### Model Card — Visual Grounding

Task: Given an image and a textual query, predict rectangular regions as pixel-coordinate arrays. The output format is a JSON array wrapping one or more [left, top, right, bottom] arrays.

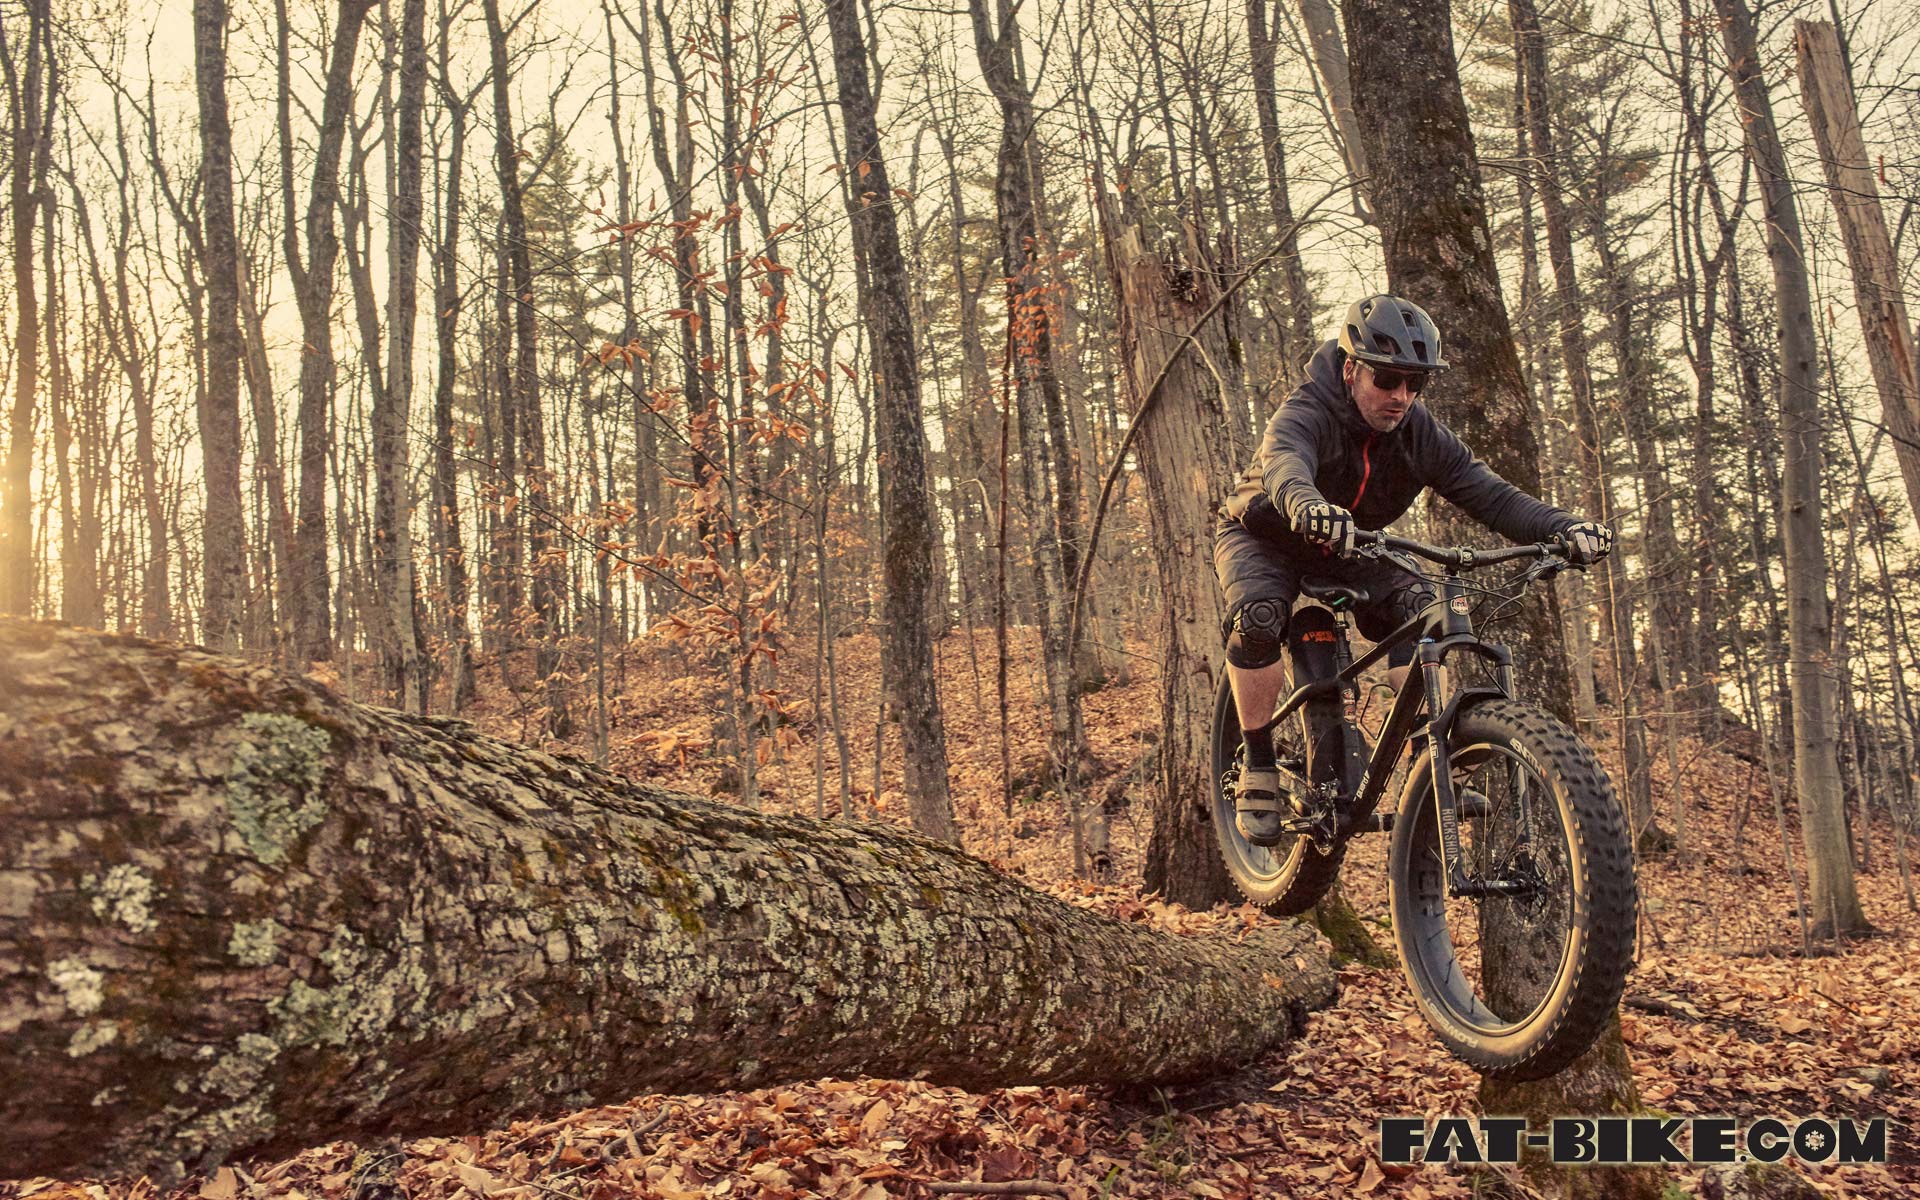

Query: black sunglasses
[[1366, 364, 1430, 395]]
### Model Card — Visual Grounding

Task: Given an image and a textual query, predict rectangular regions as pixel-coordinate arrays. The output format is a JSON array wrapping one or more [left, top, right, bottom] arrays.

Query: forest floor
[[15, 624, 1918, 1199]]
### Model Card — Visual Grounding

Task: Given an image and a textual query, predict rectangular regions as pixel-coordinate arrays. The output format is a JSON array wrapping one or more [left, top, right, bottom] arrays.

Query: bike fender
[[1429, 686, 1509, 746], [1392, 688, 1507, 816]]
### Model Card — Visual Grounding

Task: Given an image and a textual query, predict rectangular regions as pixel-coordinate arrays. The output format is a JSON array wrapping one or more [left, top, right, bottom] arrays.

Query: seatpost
[[1332, 609, 1358, 723]]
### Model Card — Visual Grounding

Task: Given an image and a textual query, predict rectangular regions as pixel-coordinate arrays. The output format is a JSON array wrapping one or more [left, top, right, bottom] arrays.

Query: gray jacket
[[1222, 340, 1573, 547]]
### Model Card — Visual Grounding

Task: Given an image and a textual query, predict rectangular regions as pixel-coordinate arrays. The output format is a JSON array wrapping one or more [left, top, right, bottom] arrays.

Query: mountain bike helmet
[[1339, 294, 1449, 371]]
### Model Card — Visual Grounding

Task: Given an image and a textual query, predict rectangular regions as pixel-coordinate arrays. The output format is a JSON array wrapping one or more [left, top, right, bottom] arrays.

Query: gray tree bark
[[1713, 0, 1865, 939], [1341, 0, 1572, 723], [1794, 19, 1920, 526], [375, 0, 428, 712], [281, 0, 374, 662], [1293, 0, 1371, 224], [429, 23, 478, 712], [1102, 210, 1238, 909], [967, 0, 1093, 843], [192, 0, 247, 654], [481, 0, 570, 738], [1508, 0, 1653, 838], [1246, 0, 1319, 375], [0, 618, 1332, 1181], [823, 0, 959, 843]]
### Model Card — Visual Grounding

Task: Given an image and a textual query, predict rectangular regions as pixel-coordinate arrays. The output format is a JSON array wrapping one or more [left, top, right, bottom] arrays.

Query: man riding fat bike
[[1216, 294, 1613, 847]]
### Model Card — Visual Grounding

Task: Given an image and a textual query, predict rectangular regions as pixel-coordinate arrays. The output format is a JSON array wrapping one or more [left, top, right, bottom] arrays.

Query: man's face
[[1345, 360, 1427, 433]]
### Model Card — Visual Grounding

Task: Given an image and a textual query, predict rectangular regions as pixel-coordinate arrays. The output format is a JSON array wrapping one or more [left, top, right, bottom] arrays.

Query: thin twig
[[926, 1182, 1071, 1197]]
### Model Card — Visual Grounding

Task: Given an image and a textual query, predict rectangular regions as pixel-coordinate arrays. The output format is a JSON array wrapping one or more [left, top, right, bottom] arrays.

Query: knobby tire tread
[[1392, 698, 1637, 1081]]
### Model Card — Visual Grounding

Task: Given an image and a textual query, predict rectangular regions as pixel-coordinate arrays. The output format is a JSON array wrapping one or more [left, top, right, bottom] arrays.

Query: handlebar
[[1353, 529, 1573, 571]]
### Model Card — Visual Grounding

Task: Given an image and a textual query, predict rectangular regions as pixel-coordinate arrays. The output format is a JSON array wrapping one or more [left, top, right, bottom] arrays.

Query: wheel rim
[[1403, 742, 1579, 1037]]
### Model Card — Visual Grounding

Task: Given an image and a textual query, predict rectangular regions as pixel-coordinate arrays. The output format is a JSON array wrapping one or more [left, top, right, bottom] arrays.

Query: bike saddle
[[1301, 580, 1371, 609]]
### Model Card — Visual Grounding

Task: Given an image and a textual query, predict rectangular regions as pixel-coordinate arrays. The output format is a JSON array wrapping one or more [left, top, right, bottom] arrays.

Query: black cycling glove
[[1563, 519, 1614, 565], [1295, 500, 1356, 556]]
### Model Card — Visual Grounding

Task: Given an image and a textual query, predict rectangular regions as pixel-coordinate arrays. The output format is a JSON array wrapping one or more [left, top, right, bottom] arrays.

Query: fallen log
[[0, 621, 1334, 1180]]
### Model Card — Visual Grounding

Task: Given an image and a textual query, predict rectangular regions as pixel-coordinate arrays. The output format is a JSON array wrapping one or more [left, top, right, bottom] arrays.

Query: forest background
[[4, 0, 1920, 1191]]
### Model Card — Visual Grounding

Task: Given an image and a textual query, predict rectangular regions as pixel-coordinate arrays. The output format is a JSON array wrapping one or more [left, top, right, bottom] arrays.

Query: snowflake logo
[[1802, 1128, 1828, 1153]]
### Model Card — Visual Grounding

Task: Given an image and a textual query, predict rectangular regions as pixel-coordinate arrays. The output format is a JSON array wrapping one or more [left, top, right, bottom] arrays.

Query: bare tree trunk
[[236, 255, 295, 658], [0, 0, 53, 614], [1102, 206, 1236, 908], [112, 107, 172, 638], [481, 0, 569, 738], [1713, 0, 1866, 939], [1509, 0, 1652, 839], [190, 0, 247, 652], [282, 0, 373, 661], [374, 0, 428, 712], [1666, 4, 1741, 729], [1293, 0, 1371, 224], [1342, 2, 1649, 1191], [0, 618, 1334, 1181], [1795, 19, 1920, 524], [823, 0, 958, 842], [1245, 0, 1317, 374], [426, 18, 476, 711], [968, 0, 1092, 844]]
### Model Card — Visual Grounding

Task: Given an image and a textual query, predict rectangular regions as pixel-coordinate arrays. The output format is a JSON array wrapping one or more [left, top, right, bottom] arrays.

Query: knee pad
[[1225, 597, 1289, 669]]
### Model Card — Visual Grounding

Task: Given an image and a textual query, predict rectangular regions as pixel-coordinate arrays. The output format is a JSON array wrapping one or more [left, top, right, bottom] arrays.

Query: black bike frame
[[1265, 561, 1524, 896]]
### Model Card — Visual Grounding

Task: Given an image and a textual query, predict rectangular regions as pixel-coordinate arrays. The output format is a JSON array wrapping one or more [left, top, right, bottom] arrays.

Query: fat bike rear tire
[[1209, 672, 1344, 916]]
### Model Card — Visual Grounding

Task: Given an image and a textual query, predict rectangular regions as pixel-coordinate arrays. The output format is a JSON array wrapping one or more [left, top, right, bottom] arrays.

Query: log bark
[[0, 619, 1334, 1181]]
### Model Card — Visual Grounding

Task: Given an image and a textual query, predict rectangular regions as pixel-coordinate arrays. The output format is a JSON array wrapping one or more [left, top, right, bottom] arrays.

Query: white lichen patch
[[318, 925, 367, 978], [85, 863, 158, 934], [67, 1021, 119, 1057], [224, 713, 332, 866], [48, 957, 105, 1016], [228, 919, 284, 966], [204, 1033, 281, 1098], [270, 926, 418, 1048], [571, 922, 600, 959]]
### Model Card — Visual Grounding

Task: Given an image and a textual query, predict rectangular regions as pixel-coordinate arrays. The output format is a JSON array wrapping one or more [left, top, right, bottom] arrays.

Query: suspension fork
[[1422, 636, 1538, 899], [1420, 640, 1472, 896]]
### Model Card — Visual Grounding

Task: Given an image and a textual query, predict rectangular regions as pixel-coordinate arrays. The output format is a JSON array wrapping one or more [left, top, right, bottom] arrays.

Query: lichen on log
[[0, 620, 1334, 1181]]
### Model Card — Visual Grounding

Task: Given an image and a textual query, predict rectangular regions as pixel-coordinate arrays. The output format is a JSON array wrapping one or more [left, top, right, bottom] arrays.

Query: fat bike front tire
[[1209, 672, 1344, 916], [1387, 698, 1638, 1081]]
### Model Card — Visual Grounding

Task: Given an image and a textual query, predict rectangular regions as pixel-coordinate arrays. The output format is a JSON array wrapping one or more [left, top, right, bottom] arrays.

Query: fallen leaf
[[199, 1169, 237, 1200], [455, 1162, 496, 1196]]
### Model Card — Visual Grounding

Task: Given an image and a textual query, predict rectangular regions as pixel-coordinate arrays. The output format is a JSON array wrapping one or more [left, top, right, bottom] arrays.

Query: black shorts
[[1214, 518, 1437, 665]]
